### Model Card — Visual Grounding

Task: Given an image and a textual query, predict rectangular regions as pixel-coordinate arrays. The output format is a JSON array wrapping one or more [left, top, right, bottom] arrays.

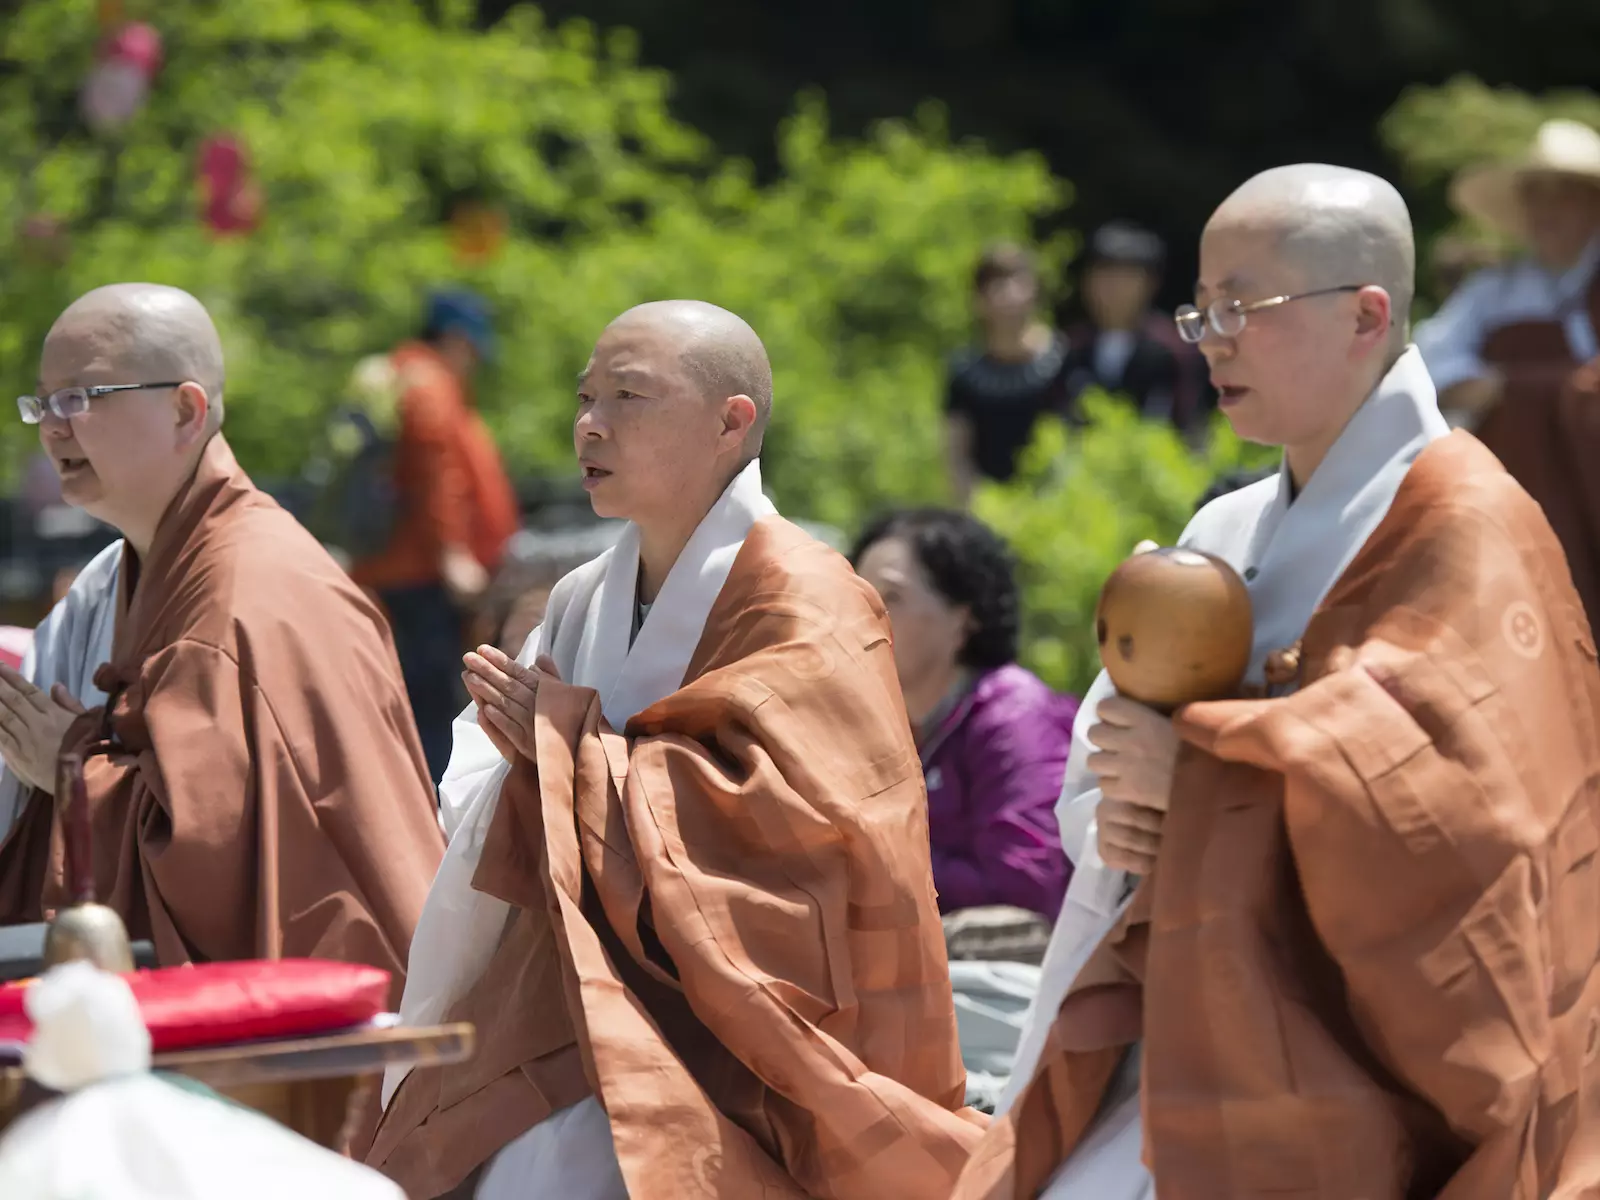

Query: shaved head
[[37, 283, 228, 552], [1209, 164, 1415, 344], [47, 283, 226, 430], [608, 300, 772, 457], [576, 299, 771, 579], [1195, 163, 1419, 485]]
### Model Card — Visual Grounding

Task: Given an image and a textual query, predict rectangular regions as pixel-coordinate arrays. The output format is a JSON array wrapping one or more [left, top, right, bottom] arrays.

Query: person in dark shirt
[[1062, 221, 1213, 440], [944, 245, 1075, 502]]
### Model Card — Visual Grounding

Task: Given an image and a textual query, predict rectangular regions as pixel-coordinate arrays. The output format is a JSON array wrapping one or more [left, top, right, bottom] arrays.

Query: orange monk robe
[[0, 436, 446, 1005], [368, 517, 985, 1198], [955, 431, 1600, 1199]]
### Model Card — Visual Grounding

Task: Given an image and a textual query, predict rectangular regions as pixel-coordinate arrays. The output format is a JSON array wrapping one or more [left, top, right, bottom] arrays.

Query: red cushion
[[0, 959, 391, 1052]]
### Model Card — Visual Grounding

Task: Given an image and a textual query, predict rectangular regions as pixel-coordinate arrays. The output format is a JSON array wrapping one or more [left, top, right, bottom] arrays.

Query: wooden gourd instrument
[[1095, 545, 1254, 711]]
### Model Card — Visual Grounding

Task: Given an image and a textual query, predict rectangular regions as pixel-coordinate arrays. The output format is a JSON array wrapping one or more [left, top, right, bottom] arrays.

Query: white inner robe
[[0, 540, 122, 838], [383, 462, 776, 1200], [1004, 347, 1449, 1198]]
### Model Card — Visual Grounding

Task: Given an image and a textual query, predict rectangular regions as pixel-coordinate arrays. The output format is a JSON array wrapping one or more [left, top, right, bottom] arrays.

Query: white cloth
[[1414, 235, 1600, 399], [475, 1096, 628, 1200], [382, 462, 775, 1197], [1001, 348, 1449, 1197], [0, 1075, 407, 1199], [1038, 1084, 1149, 1199], [0, 540, 121, 837], [950, 960, 1043, 1113]]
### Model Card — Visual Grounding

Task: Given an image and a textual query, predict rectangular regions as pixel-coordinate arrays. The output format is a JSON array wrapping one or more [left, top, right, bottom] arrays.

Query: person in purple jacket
[[851, 507, 1078, 920]]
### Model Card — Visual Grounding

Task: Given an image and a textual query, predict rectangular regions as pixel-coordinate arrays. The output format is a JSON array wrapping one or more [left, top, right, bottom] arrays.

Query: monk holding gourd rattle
[[953, 161, 1600, 1200]]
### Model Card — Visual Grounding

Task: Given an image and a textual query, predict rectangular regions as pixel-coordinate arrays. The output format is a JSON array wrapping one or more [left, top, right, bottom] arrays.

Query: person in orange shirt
[[352, 290, 520, 784]]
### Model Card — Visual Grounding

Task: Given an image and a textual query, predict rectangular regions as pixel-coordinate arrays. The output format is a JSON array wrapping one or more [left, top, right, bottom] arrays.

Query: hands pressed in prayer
[[463, 644, 561, 763], [1086, 694, 1180, 876], [0, 663, 88, 794]]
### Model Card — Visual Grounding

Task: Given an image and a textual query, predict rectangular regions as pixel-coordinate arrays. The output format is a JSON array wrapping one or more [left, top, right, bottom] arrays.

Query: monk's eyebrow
[[610, 367, 660, 390], [578, 366, 657, 391], [1195, 272, 1248, 301]]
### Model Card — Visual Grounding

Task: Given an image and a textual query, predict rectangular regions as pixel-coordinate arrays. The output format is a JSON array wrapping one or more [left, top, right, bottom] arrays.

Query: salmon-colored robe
[[956, 431, 1600, 1198], [0, 436, 446, 1006], [367, 517, 984, 1198]]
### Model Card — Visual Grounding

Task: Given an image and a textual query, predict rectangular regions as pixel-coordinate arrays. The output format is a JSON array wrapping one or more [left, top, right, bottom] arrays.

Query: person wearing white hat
[[1412, 117, 1600, 632], [1414, 117, 1600, 422]]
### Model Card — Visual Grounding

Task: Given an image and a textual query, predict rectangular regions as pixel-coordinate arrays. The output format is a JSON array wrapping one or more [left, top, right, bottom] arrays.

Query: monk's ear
[[1352, 285, 1392, 351], [719, 393, 758, 445], [172, 381, 211, 448]]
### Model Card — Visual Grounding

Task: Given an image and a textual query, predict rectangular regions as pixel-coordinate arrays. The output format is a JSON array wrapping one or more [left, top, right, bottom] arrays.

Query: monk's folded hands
[[0, 663, 87, 794], [462, 644, 560, 761], [1086, 694, 1179, 874]]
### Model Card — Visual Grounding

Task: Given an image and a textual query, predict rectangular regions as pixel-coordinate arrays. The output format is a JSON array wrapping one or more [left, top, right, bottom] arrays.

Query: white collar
[[1230, 346, 1449, 681], [569, 459, 776, 728], [1278, 345, 1443, 519]]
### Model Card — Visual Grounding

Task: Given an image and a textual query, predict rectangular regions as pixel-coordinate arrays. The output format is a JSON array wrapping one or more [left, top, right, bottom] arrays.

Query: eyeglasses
[[17, 382, 185, 425], [1174, 286, 1365, 344]]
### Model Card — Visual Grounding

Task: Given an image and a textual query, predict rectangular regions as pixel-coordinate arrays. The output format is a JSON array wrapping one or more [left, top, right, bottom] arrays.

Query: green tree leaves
[[0, 0, 1065, 539]]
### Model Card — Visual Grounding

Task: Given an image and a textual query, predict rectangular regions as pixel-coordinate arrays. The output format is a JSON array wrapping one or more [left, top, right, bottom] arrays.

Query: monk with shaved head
[[0, 284, 445, 1016], [366, 300, 982, 1198], [954, 167, 1600, 1197]]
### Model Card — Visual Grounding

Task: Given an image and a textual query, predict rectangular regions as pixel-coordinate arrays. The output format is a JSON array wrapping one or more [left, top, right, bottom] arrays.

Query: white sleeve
[[1413, 270, 1501, 393], [1055, 669, 1114, 866]]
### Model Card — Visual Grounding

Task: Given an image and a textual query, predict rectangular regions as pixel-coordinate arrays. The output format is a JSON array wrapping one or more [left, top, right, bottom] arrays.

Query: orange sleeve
[[402, 376, 473, 552]]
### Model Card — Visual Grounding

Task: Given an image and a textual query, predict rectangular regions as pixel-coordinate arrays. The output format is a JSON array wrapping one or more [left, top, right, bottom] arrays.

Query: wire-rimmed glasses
[[1174, 286, 1365, 344], [17, 382, 185, 425]]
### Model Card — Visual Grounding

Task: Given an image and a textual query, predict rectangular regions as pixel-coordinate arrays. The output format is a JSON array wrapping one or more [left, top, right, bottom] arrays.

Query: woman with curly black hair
[[851, 508, 1078, 920]]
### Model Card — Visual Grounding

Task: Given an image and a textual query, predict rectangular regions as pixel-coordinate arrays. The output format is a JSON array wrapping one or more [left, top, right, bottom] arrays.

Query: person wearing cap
[[1062, 221, 1212, 439], [1415, 118, 1600, 420], [944, 245, 1077, 505], [352, 290, 520, 784], [1414, 117, 1600, 629]]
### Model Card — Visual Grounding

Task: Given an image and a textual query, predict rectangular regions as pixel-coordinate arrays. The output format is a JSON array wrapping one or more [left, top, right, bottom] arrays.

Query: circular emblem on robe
[[690, 1145, 720, 1186], [1502, 601, 1545, 660]]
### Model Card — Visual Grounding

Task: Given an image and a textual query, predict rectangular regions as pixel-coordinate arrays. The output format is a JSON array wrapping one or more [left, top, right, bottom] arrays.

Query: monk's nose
[[1197, 335, 1236, 365], [38, 412, 73, 440]]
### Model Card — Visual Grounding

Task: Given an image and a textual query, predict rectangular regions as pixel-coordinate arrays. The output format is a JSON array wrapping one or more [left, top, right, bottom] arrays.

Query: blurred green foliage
[[973, 396, 1274, 697], [1382, 75, 1600, 199], [0, 0, 1071, 533]]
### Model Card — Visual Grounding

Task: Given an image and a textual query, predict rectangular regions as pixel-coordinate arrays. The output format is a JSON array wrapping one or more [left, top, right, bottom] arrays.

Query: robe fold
[[0, 436, 445, 1006], [367, 465, 981, 1199], [955, 430, 1600, 1198]]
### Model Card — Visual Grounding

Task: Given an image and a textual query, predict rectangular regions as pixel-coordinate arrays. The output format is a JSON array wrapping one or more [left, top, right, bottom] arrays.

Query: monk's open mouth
[[581, 465, 611, 490], [1217, 386, 1250, 406], [56, 457, 90, 475]]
